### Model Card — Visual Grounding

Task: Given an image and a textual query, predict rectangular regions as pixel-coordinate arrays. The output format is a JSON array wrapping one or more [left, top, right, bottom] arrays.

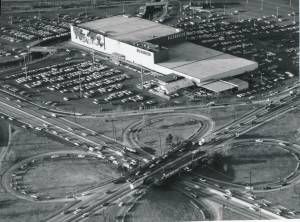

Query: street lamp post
[[158, 132, 162, 155]]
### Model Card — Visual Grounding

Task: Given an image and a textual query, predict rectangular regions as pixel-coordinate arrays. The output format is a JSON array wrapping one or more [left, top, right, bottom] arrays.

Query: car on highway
[[101, 202, 109, 207], [149, 164, 155, 169], [247, 195, 255, 200], [142, 158, 149, 163], [81, 213, 89, 218], [184, 167, 192, 172], [61, 210, 72, 215], [224, 194, 231, 200], [73, 209, 82, 215], [50, 113, 57, 117]]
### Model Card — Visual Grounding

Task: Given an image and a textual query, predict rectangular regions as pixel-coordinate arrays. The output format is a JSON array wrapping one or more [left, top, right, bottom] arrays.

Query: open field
[[0, 122, 119, 222], [256, 185, 300, 218], [0, 193, 66, 222], [7, 127, 77, 162], [224, 143, 297, 187], [128, 187, 205, 222], [0, 119, 10, 147], [136, 114, 202, 155], [67, 115, 141, 141], [23, 158, 118, 198], [245, 108, 300, 143], [223, 207, 253, 220], [196, 142, 297, 187], [187, 104, 259, 129]]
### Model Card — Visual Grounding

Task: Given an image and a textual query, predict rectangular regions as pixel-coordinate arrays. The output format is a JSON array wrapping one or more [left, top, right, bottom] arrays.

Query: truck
[[225, 189, 232, 196], [50, 113, 57, 117], [198, 137, 211, 146], [124, 146, 137, 153]]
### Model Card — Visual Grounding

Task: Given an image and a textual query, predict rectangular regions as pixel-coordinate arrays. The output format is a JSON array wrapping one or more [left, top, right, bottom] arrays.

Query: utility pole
[[91, 49, 95, 67], [23, 55, 28, 80], [105, 0, 107, 17], [276, 7, 279, 19], [79, 71, 82, 98], [158, 132, 162, 155], [110, 118, 116, 141], [260, 0, 264, 11], [122, 0, 125, 14], [140, 66, 144, 90], [9, 16, 13, 25], [178, 0, 182, 16], [191, 152, 195, 168], [293, 12, 296, 24], [249, 169, 252, 187]]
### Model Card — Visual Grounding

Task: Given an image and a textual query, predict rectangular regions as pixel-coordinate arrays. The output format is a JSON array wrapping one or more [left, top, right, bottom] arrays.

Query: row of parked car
[[174, 8, 298, 101]]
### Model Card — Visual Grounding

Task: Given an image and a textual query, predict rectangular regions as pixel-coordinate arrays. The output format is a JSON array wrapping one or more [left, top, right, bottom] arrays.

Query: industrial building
[[70, 15, 257, 93]]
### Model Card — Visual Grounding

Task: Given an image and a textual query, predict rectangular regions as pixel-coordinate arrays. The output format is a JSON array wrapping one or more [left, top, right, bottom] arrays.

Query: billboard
[[72, 26, 105, 48]]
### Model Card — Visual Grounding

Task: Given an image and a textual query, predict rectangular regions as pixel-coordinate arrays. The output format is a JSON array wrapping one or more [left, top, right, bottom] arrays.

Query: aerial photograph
[[0, 0, 298, 221]]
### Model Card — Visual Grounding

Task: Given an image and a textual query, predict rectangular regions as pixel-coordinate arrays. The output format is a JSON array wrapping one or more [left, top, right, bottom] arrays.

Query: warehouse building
[[70, 15, 258, 92]]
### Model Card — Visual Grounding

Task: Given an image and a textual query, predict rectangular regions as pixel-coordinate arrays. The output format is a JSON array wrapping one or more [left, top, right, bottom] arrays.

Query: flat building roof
[[78, 15, 181, 43], [201, 81, 236, 93], [158, 42, 258, 82]]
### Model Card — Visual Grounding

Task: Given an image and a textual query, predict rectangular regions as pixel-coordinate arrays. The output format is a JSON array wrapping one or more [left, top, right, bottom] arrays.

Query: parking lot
[[2, 55, 166, 113], [0, 1, 298, 112], [0, 12, 100, 66], [173, 4, 298, 101]]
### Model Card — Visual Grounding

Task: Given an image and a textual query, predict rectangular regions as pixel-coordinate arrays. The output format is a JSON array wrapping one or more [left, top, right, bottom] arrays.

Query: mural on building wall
[[73, 26, 104, 47]]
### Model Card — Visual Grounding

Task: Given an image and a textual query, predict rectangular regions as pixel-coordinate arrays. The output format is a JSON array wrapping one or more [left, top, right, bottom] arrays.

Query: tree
[[210, 152, 225, 171], [165, 133, 173, 146]]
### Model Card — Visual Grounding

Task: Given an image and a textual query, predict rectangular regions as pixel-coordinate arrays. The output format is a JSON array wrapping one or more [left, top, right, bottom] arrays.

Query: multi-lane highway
[[42, 89, 299, 221], [0, 82, 298, 221], [0, 90, 150, 168]]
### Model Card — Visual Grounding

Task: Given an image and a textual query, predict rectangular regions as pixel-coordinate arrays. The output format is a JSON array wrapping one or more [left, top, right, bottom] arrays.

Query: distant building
[[71, 15, 258, 92], [156, 74, 194, 94]]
